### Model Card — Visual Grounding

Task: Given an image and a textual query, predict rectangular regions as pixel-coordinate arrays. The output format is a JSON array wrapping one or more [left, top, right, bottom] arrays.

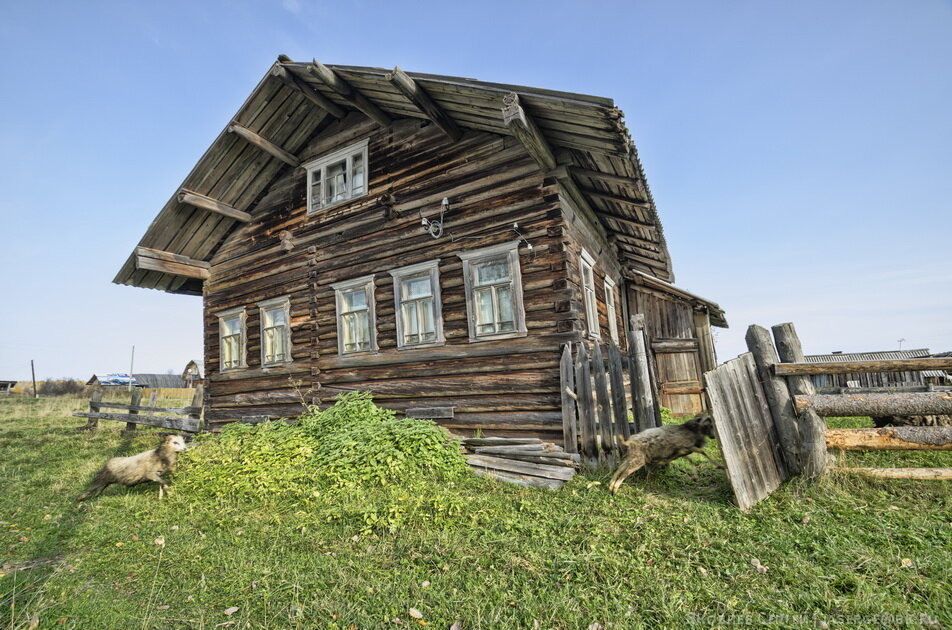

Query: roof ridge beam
[[387, 67, 462, 142], [307, 59, 392, 127], [178, 188, 253, 223], [271, 62, 346, 119], [502, 92, 557, 171], [135, 247, 210, 280], [227, 122, 300, 167]]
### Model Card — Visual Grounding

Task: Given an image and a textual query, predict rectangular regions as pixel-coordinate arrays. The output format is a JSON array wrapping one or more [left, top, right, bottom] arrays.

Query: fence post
[[79, 388, 103, 431], [559, 345, 579, 453], [772, 323, 829, 478], [628, 315, 658, 431], [124, 388, 142, 433], [608, 341, 631, 442], [574, 342, 597, 464], [745, 325, 802, 476], [591, 343, 614, 460], [188, 384, 205, 432]]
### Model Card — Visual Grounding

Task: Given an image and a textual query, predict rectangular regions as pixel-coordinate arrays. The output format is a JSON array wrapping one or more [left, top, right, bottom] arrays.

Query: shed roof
[[131, 374, 186, 388], [114, 58, 679, 294], [805, 349, 931, 362]]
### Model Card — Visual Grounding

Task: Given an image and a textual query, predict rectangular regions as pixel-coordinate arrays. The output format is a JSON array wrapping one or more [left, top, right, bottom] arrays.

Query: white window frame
[[217, 307, 247, 372], [580, 249, 600, 339], [389, 260, 445, 349], [257, 296, 292, 366], [459, 240, 527, 342], [331, 275, 378, 355], [304, 138, 369, 214], [604, 277, 619, 344]]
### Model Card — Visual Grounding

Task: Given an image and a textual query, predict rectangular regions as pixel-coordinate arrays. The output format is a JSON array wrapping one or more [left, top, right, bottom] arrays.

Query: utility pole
[[31, 360, 37, 398], [898, 338, 906, 351], [129, 345, 135, 392]]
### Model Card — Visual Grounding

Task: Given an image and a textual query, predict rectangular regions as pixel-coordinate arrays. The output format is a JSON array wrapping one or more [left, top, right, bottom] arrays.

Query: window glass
[[351, 153, 365, 196], [306, 141, 369, 213], [324, 159, 347, 204], [475, 259, 510, 285], [342, 288, 367, 311]]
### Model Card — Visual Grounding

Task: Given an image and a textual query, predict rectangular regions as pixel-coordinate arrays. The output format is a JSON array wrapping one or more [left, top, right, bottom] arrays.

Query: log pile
[[460, 437, 578, 490]]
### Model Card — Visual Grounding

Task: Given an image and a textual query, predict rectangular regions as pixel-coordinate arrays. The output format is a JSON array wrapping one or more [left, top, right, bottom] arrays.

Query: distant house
[[182, 360, 204, 388], [0, 380, 16, 396], [805, 349, 932, 389], [925, 351, 952, 386], [86, 373, 186, 388]]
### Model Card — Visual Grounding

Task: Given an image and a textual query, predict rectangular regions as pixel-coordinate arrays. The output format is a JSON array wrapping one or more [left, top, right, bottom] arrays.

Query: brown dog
[[609, 414, 721, 493]]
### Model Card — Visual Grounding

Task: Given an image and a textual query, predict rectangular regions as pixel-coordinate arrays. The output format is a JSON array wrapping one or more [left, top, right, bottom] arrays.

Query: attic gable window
[[459, 241, 527, 341], [258, 296, 292, 365], [331, 275, 377, 355], [390, 260, 444, 349], [580, 249, 599, 339], [218, 307, 247, 371], [304, 139, 369, 214]]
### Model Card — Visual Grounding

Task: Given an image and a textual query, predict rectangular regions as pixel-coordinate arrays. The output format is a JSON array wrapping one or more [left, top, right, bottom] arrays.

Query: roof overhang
[[115, 58, 680, 293], [625, 269, 728, 328]]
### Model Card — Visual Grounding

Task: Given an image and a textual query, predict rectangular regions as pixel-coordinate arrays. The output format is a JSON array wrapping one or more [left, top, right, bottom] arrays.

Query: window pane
[[402, 301, 419, 341], [272, 329, 286, 361], [222, 336, 234, 367], [351, 152, 365, 196], [324, 159, 347, 203], [475, 258, 510, 285], [310, 173, 322, 210], [496, 284, 514, 328], [403, 275, 432, 300], [420, 299, 436, 340], [475, 287, 494, 332], [354, 310, 369, 349], [342, 288, 367, 311], [222, 316, 239, 336]]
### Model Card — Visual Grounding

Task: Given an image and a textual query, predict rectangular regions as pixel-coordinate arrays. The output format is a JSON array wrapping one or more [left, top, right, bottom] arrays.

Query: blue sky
[[0, 0, 949, 380]]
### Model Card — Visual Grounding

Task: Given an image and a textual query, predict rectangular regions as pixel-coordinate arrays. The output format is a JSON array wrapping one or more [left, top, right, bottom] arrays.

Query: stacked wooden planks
[[461, 437, 578, 490]]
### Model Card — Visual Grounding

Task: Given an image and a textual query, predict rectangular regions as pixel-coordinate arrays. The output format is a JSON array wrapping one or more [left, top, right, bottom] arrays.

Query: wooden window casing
[[257, 296, 292, 366], [605, 276, 619, 344], [459, 241, 527, 342], [580, 249, 600, 339], [331, 275, 378, 355], [304, 139, 369, 214], [217, 307, 247, 371], [389, 260, 444, 349]]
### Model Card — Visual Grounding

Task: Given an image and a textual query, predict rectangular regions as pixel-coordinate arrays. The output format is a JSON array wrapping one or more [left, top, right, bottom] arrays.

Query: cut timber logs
[[271, 62, 346, 119], [227, 123, 300, 167], [465, 455, 575, 481], [135, 247, 210, 280], [502, 92, 557, 171], [794, 392, 952, 417], [833, 467, 952, 480], [386, 67, 462, 142], [774, 358, 952, 376], [307, 59, 392, 127], [825, 427, 952, 451], [460, 436, 577, 489], [178, 189, 253, 223]]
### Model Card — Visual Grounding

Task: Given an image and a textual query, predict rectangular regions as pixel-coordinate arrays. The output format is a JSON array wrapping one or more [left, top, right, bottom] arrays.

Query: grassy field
[[0, 397, 949, 629]]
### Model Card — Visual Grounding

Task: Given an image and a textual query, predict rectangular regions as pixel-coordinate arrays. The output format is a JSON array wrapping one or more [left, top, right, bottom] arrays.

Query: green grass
[[1, 397, 950, 629]]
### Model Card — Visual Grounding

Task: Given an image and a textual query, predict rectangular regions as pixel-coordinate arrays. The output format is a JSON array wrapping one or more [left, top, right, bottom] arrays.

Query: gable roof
[[114, 57, 676, 294]]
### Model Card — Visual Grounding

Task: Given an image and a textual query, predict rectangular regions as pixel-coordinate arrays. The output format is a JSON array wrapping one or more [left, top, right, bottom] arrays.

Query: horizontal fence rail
[[74, 386, 204, 433], [773, 357, 952, 376]]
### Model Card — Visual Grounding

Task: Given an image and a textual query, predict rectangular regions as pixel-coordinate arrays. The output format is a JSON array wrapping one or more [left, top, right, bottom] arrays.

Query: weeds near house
[[0, 396, 949, 629]]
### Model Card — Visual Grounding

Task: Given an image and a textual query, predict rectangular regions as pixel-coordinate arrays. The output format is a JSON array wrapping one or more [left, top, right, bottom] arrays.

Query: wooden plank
[[833, 467, 952, 480], [628, 315, 656, 432], [460, 437, 542, 446], [574, 342, 597, 460], [72, 411, 201, 433], [272, 61, 347, 118], [135, 248, 210, 280], [471, 468, 564, 490], [746, 325, 802, 476], [227, 122, 300, 167], [608, 341, 631, 441], [581, 187, 651, 208], [93, 402, 201, 415], [178, 189, 253, 223], [465, 454, 575, 481], [124, 387, 143, 432], [387, 67, 463, 141], [568, 166, 641, 188], [794, 392, 952, 416], [651, 338, 700, 353], [406, 406, 455, 419], [502, 92, 557, 171], [559, 344, 579, 454], [476, 452, 578, 467], [78, 388, 103, 430], [826, 427, 952, 451], [307, 59, 392, 127], [591, 343, 615, 456], [773, 358, 952, 376]]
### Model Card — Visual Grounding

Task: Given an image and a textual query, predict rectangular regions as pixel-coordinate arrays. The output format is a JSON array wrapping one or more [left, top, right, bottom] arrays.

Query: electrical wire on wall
[[418, 197, 537, 261]]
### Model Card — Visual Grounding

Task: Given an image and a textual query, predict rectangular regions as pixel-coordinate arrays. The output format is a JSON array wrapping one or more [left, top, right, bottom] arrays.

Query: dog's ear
[[696, 414, 716, 438]]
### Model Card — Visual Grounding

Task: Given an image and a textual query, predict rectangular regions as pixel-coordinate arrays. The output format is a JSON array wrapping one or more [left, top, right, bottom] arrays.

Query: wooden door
[[652, 339, 704, 416]]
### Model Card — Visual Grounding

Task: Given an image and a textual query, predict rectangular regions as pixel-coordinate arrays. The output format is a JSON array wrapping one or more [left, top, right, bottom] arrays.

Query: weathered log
[[559, 344, 579, 453], [471, 468, 564, 490], [460, 437, 542, 446], [825, 426, 952, 450], [135, 247, 210, 280], [386, 67, 462, 142], [271, 62, 347, 119], [502, 92, 557, 171], [628, 315, 657, 432], [307, 59, 392, 127], [795, 392, 952, 417], [178, 189, 253, 223], [774, 358, 952, 376], [227, 122, 300, 167], [833, 467, 952, 480], [465, 454, 575, 481], [479, 452, 578, 467], [94, 402, 201, 415], [746, 325, 802, 475], [772, 322, 829, 478]]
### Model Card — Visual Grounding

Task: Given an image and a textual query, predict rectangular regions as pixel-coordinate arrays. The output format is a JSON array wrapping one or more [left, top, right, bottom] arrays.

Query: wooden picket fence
[[560, 315, 662, 465], [705, 322, 952, 511], [74, 386, 204, 433]]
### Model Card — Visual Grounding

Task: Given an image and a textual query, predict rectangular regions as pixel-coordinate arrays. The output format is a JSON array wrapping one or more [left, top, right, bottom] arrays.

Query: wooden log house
[[114, 58, 728, 442]]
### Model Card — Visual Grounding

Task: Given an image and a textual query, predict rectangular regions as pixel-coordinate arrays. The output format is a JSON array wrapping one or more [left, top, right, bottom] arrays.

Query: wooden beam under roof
[[135, 247, 210, 280], [271, 61, 346, 119], [502, 92, 557, 171], [227, 122, 300, 167], [568, 166, 642, 188], [581, 187, 652, 208], [178, 189, 253, 223], [306, 59, 392, 127], [386, 67, 463, 142]]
